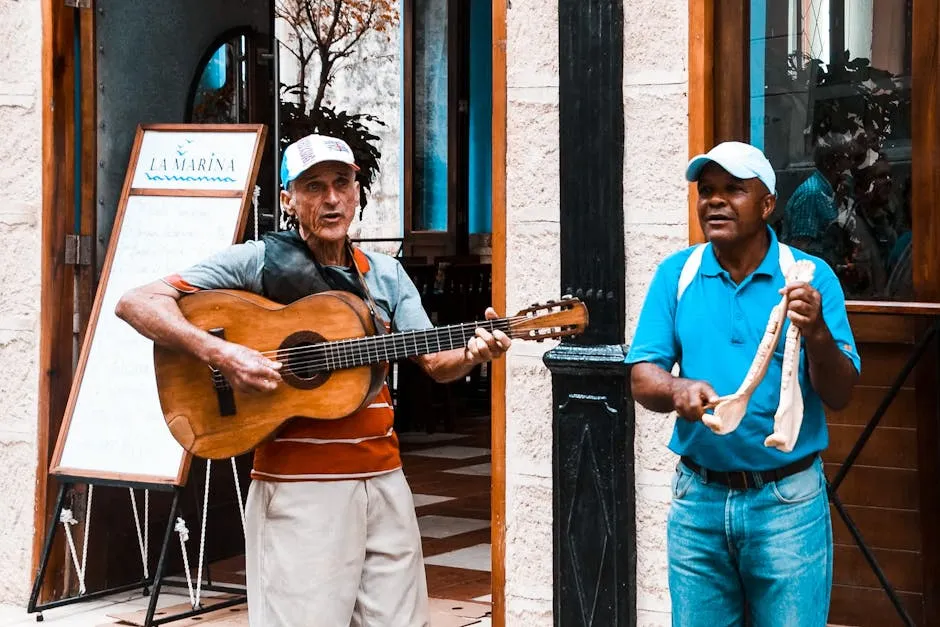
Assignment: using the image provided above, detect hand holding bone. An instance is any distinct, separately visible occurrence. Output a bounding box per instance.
[779,280,825,340]
[672,379,720,422]
[764,270,819,451]
[702,260,817,436]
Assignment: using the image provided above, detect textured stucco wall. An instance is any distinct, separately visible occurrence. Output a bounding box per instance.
[0,0,43,605]
[502,0,690,624]
[503,0,559,622]
[623,1,690,624]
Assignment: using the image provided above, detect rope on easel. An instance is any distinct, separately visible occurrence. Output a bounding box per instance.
[231,457,246,537]
[252,184,261,240]
[174,460,213,610]
[174,517,196,607]
[60,484,93,595]
[129,488,150,579]
[195,459,211,609]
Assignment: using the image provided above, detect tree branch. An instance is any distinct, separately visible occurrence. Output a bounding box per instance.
[302,0,323,49]
[336,2,377,58]
[324,0,344,51]
[310,0,345,115]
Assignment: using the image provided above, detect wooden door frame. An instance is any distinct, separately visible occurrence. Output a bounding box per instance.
[491,1,507,625]
[401,0,460,258]
[34,0,97,601]
[688,1,940,624]
[910,2,940,621]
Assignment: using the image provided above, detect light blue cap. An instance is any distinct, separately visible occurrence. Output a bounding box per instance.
[280,134,359,188]
[685,141,776,195]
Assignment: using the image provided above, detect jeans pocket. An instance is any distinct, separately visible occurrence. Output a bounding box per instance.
[771,461,823,505]
[672,465,695,501]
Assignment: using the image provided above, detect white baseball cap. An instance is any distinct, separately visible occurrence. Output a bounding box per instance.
[685,141,776,195]
[280,134,359,188]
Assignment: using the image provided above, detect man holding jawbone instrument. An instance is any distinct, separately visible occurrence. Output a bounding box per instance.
[625,141,860,626]
[115,133,512,626]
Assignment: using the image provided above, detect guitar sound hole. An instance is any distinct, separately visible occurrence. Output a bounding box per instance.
[278,331,328,391]
[286,342,319,379]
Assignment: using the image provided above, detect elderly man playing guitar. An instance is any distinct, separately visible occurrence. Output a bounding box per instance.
[115,133,512,627]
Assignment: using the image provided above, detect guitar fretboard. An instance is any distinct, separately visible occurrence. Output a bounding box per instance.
[301,319,513,372]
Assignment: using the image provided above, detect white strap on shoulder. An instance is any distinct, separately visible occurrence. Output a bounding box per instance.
[677,243,708,302]
[777,243,796,277]
[678,242,794,303]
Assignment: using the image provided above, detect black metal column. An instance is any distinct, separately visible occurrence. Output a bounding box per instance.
[544,0,633,625]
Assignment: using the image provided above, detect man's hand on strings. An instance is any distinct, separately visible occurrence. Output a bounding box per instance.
[464,307,512,365]
[212,342,282,393]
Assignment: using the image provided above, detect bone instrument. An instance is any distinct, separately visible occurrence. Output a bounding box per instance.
[701,259,816,436]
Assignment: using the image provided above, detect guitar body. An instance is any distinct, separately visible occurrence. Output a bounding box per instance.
[154,289,387,459]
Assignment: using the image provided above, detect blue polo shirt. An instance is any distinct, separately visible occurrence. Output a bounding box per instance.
[626,228,861,471]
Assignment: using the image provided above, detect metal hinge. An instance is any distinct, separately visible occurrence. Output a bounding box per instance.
[65,0,92,8]
[65,234,92,266]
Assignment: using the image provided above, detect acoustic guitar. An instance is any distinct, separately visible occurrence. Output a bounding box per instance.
[153,289,588,459]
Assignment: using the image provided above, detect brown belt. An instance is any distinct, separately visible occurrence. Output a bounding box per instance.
[679,453,818,491]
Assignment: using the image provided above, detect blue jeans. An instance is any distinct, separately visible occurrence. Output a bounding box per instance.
[667,457,832,627]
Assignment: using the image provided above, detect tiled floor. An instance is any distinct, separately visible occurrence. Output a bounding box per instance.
[174,414,495,606]
[177,414,495,615]
[0,586,241,626]
[3,416,493,626]
[400,413,493,604]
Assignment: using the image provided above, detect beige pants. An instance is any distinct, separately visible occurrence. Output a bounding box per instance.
[245,469,430,627]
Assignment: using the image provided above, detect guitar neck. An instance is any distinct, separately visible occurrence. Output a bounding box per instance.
[317,319,513,371]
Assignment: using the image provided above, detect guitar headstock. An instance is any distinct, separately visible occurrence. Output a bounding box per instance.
[508,296,588,341]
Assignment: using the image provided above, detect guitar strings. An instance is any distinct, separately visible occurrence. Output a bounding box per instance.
[210,319,516,378]
[207,316,555,385]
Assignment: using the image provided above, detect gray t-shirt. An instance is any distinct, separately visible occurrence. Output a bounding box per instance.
[166,239,433,332]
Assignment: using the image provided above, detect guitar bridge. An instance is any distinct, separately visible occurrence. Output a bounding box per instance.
[208,328,236,417]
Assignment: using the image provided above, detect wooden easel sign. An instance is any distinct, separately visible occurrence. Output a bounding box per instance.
[50,123,267,488]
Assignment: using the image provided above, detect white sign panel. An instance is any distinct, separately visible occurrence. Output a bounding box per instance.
[56,196,243,481]
[52,124,265,485]
[132,130,259,191]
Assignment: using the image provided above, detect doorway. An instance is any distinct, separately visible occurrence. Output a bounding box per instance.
[394,0,497,610]
[37,0,509,622]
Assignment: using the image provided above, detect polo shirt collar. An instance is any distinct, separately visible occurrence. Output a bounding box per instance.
[700,226,781,280]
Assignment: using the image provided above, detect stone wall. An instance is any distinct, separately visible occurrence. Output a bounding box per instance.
[501,0,690,624]
[502,0,560,622]
[623,0,690,624]
[0,0,43,605]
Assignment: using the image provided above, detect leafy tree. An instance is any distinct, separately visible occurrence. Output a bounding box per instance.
[275,1,400,215]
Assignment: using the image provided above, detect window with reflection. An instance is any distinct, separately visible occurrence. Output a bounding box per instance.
[751,0,912,300]
[189,35,250,124]
[412,0,449,232]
